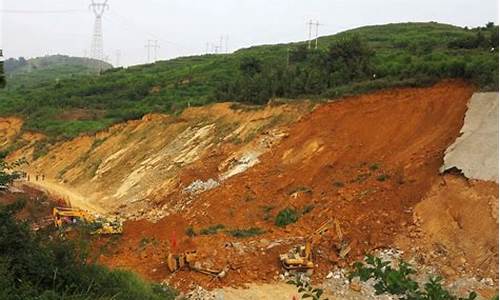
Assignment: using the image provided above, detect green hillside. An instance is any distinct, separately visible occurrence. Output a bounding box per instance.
[4,55,112,89]
[0,22,497,139]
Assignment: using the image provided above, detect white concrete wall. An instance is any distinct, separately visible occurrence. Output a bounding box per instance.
[441,92,499,183]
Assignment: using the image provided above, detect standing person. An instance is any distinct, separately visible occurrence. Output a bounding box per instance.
[42,174,45,181]
[27,174,30,182]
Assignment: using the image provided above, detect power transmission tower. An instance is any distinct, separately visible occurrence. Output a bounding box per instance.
[314,21,322,49]
[307,20,314,49]
[145,40,152,62]
[153,40,160,61]
[145,40,160,63]
[89,0,109,69]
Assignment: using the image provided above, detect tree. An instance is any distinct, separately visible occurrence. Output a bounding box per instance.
[326,35,375,84]
[239,57,262,77]
[490,26,499,49]
[0,157,24,187]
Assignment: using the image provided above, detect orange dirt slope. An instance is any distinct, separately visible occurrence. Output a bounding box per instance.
[96,80,478,291]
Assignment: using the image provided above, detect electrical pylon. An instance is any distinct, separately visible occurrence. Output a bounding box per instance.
[89,0,109,66]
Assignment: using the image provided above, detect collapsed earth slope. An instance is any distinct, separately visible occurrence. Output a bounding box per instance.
[3,80,498,296]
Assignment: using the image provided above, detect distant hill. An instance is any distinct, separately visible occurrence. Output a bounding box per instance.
[0,22,497,139]
[4,55,112,88]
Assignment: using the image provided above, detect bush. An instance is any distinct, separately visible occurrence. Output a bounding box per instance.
[185,226,196,237]
[198,224,225,235]
[350,255,477,300]
[377,174,389,182]
[275,208,299,227]
[0,200,177,300]
[227,227,265,238]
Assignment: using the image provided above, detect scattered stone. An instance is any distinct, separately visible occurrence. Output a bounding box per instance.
[350,281,362,292]
[184,179,219,195]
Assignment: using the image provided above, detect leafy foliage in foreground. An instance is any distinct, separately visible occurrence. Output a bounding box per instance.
[0,153,25,186]
[350,255,477,300]
[0,200,177,300]
[287,275,328,300]
[0,22,497,139]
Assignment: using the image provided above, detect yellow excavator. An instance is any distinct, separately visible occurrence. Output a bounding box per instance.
[52,207,123,235]
[279,218,350,271]
[167,250,227,278]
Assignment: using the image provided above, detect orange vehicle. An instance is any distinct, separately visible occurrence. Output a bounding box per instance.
[279,218,349,272]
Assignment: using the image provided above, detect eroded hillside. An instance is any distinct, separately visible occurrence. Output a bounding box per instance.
[2,80,498,298]
[8,101,312,215]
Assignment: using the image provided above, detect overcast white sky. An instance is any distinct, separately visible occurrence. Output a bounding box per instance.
[1,0,498,66]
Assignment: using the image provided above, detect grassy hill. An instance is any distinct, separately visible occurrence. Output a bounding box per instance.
[4,55,112,89]
[0,22,497,139]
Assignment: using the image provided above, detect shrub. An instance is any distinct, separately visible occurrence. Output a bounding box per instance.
[0,200,177,300]
[227,227,265,238]
[350,255,477,300]
[275,208,299,227]
[185,226,196,237]
[198,224,225,235]
[377,174,389,181]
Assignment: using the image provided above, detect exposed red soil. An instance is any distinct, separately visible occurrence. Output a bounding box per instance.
[0,184,57,224]
[95,80,478,291]
[397,174,499,281]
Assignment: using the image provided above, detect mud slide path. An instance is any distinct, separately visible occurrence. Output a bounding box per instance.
[25,179,106,214]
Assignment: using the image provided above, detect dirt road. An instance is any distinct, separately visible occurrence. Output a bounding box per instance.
[24,179,105,214]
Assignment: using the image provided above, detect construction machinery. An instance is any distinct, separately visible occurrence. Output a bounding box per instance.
[52,207,123,235]
[167,250,227,278]
[279,218,350,271]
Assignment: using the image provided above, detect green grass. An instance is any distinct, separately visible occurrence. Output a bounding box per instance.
[0,22,497,141]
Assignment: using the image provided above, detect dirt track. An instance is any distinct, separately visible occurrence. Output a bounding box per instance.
[24,179,105,214]
[90,80,498,292]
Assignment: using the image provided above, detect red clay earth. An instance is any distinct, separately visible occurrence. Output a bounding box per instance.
[94,80,478,291]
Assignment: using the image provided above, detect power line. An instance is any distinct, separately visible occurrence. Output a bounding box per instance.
[106,9,194,52]
[0,9,85,14]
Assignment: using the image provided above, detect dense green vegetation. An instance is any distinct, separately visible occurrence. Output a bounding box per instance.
[350,255,478,300]
[0,153,23,186]
[0,22,497,139]
[4,55,112,89]
[0,199,176,300]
